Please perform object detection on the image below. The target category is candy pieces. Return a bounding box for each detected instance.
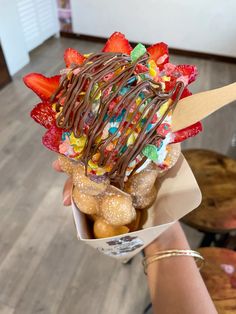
[142,144,159,162]
[148,60,158,78]
[131,43,146,62]
[163,63,198,91]
[72,164,109,195]
[94,218,129,239]
[58,154,74,175]
[73,187,99,215]
[100,192,136,226]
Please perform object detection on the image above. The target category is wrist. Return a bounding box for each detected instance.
[144,222,190,255]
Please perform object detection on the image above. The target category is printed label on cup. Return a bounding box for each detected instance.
[97,236,144,256]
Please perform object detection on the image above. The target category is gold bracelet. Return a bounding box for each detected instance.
[142,249,204,275]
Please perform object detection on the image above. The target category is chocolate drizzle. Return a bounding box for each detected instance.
[51,52,184,188]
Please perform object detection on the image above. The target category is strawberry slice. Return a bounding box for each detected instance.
[103,32,132,55]
[64,48,85,67]
[30,102,56,129]
[168,86,192,101]
[165,79,177,93]
[42,125,63,152]
[172,121,203,143]
[147,42,169,69]
[135,63,149,74]
[180,88,192,99]
[23,73,60,101]
[175,65,198,84]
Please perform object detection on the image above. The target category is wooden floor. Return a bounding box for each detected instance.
[0,36,236,314]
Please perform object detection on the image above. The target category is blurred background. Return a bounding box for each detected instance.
[0,1,236,314]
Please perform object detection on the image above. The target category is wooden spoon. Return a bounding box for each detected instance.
[172,82,236,132]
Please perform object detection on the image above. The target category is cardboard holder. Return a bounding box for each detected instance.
[71,154,202,262]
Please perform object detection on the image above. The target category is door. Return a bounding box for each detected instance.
[0,44,11,89]
[16,0,59,52]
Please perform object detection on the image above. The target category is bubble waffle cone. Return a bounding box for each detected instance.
[24,32,236,242]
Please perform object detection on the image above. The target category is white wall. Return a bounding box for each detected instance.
[0,0,29,75]
[0,0,59,76]
[71,0,236,57]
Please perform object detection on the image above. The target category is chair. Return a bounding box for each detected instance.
[182,149,236,248]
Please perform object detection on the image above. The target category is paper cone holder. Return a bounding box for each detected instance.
[71,154,202,262]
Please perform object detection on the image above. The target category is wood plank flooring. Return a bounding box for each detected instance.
[0,36,236,314]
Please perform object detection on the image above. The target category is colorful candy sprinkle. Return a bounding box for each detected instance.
[62,132,70,141]
[148,60,158,78]
[142,144,159,162]
[159,100,171,116]
[109,127,118,134]
[88,160,98,169]
[131,43,146,62]
[127,132,137,146]
[119,87,130,95]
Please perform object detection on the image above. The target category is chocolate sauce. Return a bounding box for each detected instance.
[51,52,184,188]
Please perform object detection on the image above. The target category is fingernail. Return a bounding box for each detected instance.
[63,193,71,206]
[52,160,59,169]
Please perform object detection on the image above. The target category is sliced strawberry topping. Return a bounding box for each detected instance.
[103,32,132,55]
[180,88,192,99]
[175,65,198,84]
[64,48,85,67]
[172,121,203,143]
[30,102,55,129]
[164,79,177,93]
[42,125,63,152]
[23,73,60,101]
[158,123,171,137]
[147,42,169,69]
[171,86,192,101]
[135,63,149,74]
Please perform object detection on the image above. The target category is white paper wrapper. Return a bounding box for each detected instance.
[71,154,202,262]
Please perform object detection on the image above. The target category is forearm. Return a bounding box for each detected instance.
[144,223,217,314]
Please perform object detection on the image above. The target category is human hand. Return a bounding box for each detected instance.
[145,222,190,255]
[52,160,73,206]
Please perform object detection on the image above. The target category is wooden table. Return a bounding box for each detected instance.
[198,247,236,314]
[182,149,236,246]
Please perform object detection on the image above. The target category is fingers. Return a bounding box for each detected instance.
[52,159,63,172]
[52,159,73,206]
[63,176,73,206]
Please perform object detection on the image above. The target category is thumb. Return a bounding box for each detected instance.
[63,176,73,206]
[52,159,63,172]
